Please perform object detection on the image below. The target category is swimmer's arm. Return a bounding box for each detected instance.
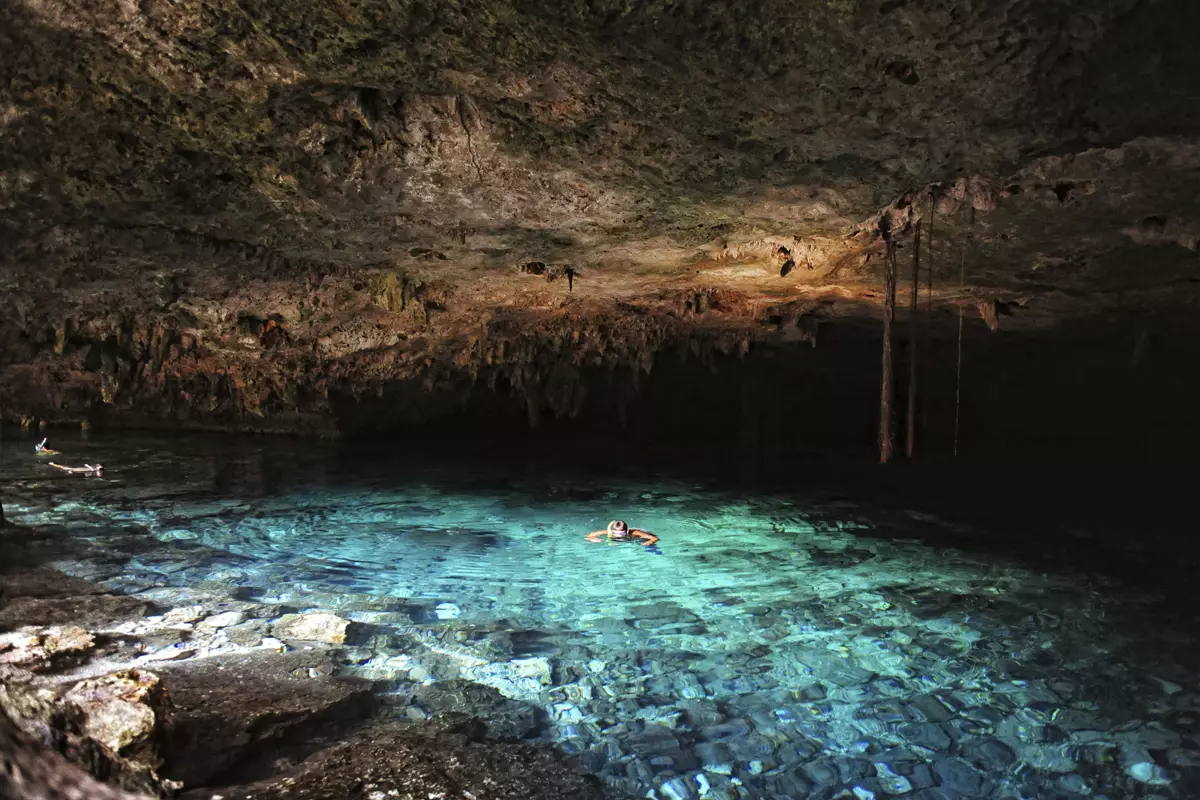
[584,530,607,542]
[631,529,659,545]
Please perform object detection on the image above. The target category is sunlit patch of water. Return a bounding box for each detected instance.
[4,434,1199,799]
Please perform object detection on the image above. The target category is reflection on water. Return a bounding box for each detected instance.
[4,433,1199,799]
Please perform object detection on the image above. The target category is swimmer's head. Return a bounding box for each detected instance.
[607,520,629,538]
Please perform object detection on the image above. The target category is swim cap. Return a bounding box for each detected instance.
[608,520,628,534]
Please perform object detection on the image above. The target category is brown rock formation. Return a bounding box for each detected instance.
[2,0,1198,456]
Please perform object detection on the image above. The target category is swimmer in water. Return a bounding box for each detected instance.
[585,519,659,546]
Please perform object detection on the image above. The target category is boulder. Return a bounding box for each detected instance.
[271,613,352,644]
[62,669,168,759]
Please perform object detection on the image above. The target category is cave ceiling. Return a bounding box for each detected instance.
[1,0,1198,429]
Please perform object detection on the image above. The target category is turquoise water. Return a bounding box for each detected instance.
[4,433,1199,799]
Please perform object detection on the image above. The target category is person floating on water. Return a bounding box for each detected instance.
[48,462,102,476]
[585,519,659,546]
[34,438,59,455]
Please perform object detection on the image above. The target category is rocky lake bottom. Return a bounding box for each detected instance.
[2,432,1199,800]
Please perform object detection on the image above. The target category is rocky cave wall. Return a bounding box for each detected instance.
[374,316,1200,463]
[3,264,1195,462]
[2,0,1200,461]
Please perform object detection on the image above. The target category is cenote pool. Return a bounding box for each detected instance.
[4,432,1198,800]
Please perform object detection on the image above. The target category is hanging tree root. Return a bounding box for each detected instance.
[906,220,921,458]
[879,220,898,465]
[953,208,973,458]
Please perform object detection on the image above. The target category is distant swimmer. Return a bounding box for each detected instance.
[585,519,659,546]
[34,438,59,455]
[48,462,102,476]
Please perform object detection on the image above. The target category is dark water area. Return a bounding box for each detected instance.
[2,428,1198,800]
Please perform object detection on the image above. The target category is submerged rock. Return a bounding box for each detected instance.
[412,679,542,741]
[201,723,614,800]
[461,656,553,703]
[1127,761,1173,785]
[272,612,352,644]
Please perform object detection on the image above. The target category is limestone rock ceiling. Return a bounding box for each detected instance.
[1,0,1198,429]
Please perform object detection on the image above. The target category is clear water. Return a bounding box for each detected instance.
[3,432,1199,800]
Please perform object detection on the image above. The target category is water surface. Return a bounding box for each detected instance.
[3,432,1197,800]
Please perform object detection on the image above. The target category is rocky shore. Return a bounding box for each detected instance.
[0,523,619,800]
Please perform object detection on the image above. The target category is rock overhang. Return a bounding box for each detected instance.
[1,0,1199,436]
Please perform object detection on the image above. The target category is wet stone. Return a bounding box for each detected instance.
[659,775,697,800]
[873,761,913,795]
[272,612,353,644]
[731,734,777,764]
[836,756,876,783]
[680,699,724,727]
[963,737,1017,770]
[932,757,989,797]
[960,704,1006,728]
[625,726,682,758]
[802,757,840,785]
[695,741,736,772]
[1054,708,1109,731]
[907,763,936,791]
[1020,742,1081,773]
[764,771,813,797]
[905,789,956,800]
[163,605,206,624]
[1118,723,1183,751]
[197,610,245,631]
[787,738,823,762]
[1057,772,1092,794]
[1126,761,1173,785]
[142,644,197,662]
[901,722,953,752]
[907,694,955,723]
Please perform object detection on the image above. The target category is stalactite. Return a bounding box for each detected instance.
[879,223,897,464]
[906,220,921,458]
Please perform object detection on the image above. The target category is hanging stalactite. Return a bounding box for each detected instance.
[906,220,921,458]
[879,217,897,464]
